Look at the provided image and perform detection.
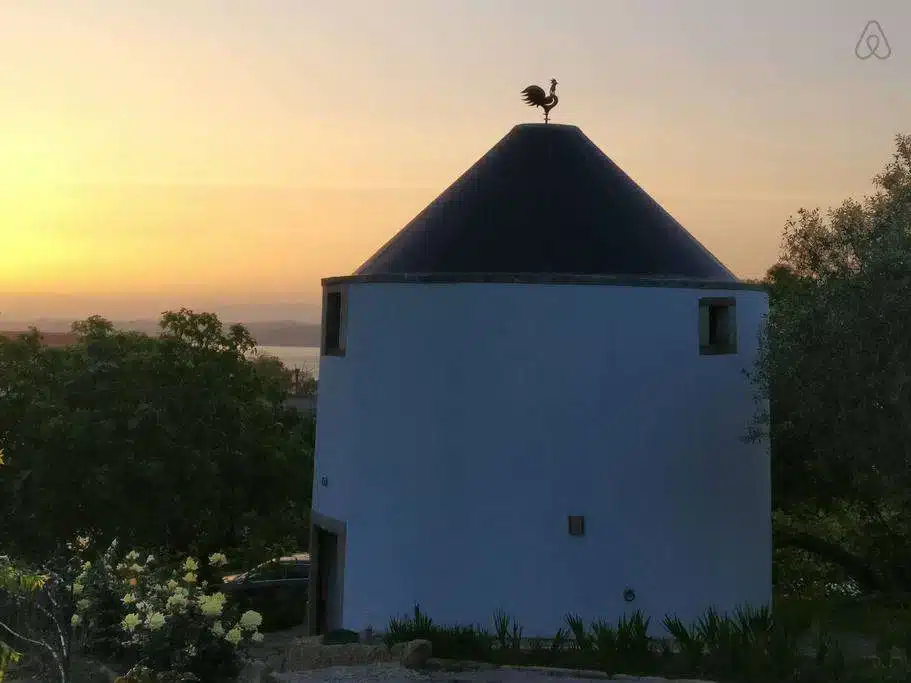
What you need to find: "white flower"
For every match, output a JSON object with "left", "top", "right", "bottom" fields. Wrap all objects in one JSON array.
[
  {"left": 166, "top": 593, "right": 188, "bottom": 613},
  {"left": 145, "top": 554, "right": 155, "bottom": 564},
  {"left": 211, "top": 620, "right": 225, "bottom": 637},
  {"left": 122, "top": 593, "right": 136, "bottom": 605},
  {"left": 72, "top": 582, "right": 84, "bottom": 596},
  {"left": 182, "top": 572, "right": 197, "bottom": 584},
  {"left": 239, "top": 610, "right": 263, "bottom": 631},
  {"left": 145, "top": 612, "right": 166, "bottom": 631},
  {"left": 224, "top": 627, "right": 242, "bottom": 645},
  {"left": 208, "top": 552, "right": 228, "bottom": 567},
  {"left": 121, "top": 613, "right": 141, "bottom": 632},
  {"left": 81, "top": 561, "right": 92, "bottom": 572},
  {"left": 129, "top": 563, "right": 143, "bottom": 573},
  {"left": 183, "top": 557, "right": 198, "bottom": 572},
  {"left": 251, "top": 631, "right": 264, "bottom": 643},
  {"left": 125, "top": 550, "right": 139, "bottom": 562},
  {"left": 76, "top": 599, "right": 91, "bottom": 612},
  {"left": 71, "top": 614, "right": 81, "bottom": 627},
  {"left": 197, "top": 592, "right": 226, "bottom": 617},
  {"left": 186, "top": 644, "right": 197, "bottom": 657},
  {"left": 135, "top": 600, "right": 148, "bottom": 612},
  {"left": 166, "top": 579, "right": 179, "bottom": 591}
]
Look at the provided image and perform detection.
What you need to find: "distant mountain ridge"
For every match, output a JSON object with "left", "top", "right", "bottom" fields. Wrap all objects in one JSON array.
[{"left": 0, "top": 319, "right": 321, "bottom": 348}]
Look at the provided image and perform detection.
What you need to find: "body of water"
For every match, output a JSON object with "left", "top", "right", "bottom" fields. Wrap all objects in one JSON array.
[{"left": 257, "top": 345, "right": 321, "bottom": 378}]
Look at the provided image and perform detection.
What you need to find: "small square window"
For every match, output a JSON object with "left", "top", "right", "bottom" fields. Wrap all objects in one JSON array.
[
  {"left": 568, "top": 516, "right": 585, "bottom": 536},
  {"left": 699, "top": 297, "right": 737, "bottom": 355},
  {"left": 321, "top": 287, "right": 347, "bottom": 357}
]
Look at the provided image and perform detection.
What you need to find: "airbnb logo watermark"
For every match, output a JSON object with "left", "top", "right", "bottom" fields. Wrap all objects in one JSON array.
[{"left": 855, "top": 20, "right": 892, "bottom": 60}]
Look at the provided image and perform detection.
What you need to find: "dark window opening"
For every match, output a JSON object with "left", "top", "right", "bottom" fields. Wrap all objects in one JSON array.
[
  {"left": 708, "top": 305, "right": 729, "bottom": 346},
  {"left": 699, "top": 297, "right": 737, "bottom": 355},
  {"left": 321, "top": 288, "right": 347, "bottom": 357}
]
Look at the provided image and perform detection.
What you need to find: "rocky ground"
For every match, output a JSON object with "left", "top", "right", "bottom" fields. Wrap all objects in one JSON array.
[
  {"left": 274, "top": 665, "right": 717, "bottom": 682},
  {"left": 243, "top": 627, "right": 882, "bottom": 683},
  {"left": 7, "top": 625, "right": 878, "bottom": 682},
  {"left": 239, "top": 631, "right": 719, "bottom": 683}
]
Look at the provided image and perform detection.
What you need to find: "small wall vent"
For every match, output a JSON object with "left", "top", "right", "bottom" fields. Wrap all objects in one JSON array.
[{"left": 568, "top": 515, "right": 585, "bottom": 536}]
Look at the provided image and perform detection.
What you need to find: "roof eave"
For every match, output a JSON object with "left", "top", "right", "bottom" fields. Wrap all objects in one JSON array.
[{"left": 321, "top": 273, "right": 763, "bottom": 291}]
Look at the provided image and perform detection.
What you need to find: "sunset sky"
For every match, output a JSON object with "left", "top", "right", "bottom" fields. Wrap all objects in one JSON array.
[{"left": 1, "top": 0, "right": 909, "bottom": 321}]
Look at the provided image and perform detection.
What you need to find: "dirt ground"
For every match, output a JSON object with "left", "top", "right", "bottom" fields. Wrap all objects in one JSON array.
[{"left": 272, "top": 663, "right": 718, "bottom": 682}]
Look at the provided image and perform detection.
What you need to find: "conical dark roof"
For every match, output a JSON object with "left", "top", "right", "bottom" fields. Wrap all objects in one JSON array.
[{"left": 355, "top": 124, "right": 735, "bottom": 281}]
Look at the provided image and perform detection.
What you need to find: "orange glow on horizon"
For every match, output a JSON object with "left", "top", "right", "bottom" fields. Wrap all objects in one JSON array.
[{"left": 2, "top": 0, "right": 909, "bottom": 317}]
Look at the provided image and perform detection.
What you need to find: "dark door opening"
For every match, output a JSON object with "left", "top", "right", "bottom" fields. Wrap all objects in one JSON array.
[
  {"left": 314, "top": 526, "right": 339, "bottom": 635},
  {"left": 306, "top": 515, "right": 347, "bottom": 636}
]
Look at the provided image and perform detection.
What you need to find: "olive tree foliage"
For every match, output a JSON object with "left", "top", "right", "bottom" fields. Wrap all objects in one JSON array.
[
  {"left": 750, "top": 134, "right": 911, "bottom": 593},
  {"left": 0, "top": 309, "right": 315, "bottom": 567},
  {"left": 251, "top": 354, "right": 317, "bottom": 398},
  {"left": 0, "top": 551, "right": 79, "bottom": 683},
  {"left": 0, "top": 561, "right": 46, "bottom": 682}
]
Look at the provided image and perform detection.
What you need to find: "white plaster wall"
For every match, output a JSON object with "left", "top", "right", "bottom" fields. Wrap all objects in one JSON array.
[{"left": 312, "top": 282, "right": 770, "bottom": 636}]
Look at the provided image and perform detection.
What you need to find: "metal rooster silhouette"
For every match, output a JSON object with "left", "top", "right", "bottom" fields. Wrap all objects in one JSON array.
[{"left": 520, "top": 78, "right": 559, "bottom": 123}]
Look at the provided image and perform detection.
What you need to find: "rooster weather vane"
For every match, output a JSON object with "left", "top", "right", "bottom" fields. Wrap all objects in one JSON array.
[{"left": 521, "top": 78, "right": 559, "bottom": 123}]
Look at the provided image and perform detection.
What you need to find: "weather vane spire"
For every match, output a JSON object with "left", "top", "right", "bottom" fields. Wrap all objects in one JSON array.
[{"left": 520, "top": 78, "right": 559, "bottom": 123}]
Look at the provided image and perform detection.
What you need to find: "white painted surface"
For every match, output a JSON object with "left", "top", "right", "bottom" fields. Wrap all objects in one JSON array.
[{"left": 312, "top": 282, "right": 770, "bottom": 636}]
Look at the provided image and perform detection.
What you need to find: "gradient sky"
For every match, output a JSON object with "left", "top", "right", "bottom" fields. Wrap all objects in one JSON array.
[{"left": 1, "top": 0, "right": 909, "bottom": 320}]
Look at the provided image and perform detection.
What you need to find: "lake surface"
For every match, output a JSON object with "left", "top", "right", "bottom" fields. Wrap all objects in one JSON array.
[{"left": 256, "top": 345, "right": 321, "bottom": 378}]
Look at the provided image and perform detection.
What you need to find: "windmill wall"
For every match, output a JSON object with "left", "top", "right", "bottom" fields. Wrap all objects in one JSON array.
[{"left": 311, "top": 279, "right": 771, "bottom": 636}]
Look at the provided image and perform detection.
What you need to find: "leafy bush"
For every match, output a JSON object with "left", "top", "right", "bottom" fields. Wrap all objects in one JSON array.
[
  {"left": 72, "top": 540, "right": 135, "bottom": 660},
  {"left": 71, "top": 541, "right": 263, "bottom": 682},
  {"left": 383, "top": 602, "right": 911, "bottom": 682},
  {"left": 661, "top": 605, "right": 818, "bottom": 681},
  {"left": 564, "top": 611, "right": 651, "bottom": 676},
  {"left": 492, "top": 608, "right": 523, "bottom": 650},
  {"left": 385, "top": 604, "right": 494, "bottom": 661},
  {"left": 0, "top": 311, "right": 314, "bottom": 566}
]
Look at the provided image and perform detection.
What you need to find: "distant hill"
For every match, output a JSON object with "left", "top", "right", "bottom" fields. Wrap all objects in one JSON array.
[{"left": 0, "top": 320, "right": 321, "bottom": 348}]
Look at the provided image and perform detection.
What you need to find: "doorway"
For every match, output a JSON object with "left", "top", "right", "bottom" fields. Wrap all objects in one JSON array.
[{"left": 307, "top": 514, "right": 347, "bottom": 635}]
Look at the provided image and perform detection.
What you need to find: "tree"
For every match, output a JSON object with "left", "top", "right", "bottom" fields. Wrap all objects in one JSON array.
[
  {"left": 250, "top": 354, "right": 317, "bottom": 398},
  {"left": 251, "top": 353, "right": 294, "bottom": 394},
  {"left": 750, "top": 134, "right": 911, "bottom": 593},
  {"left": 0, "top": 309, "right": 315, "bottom": 567},
  {"left": 0, "top": 543, "right": 77, "bottom": 683}
]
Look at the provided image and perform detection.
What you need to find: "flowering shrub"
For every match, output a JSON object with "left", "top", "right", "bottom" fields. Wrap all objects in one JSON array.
[
  {"left": 72, "top": 543, "right": 263, "bottom": 682},
  {"left": 70, "top": 539, "right": 134, "bottom": 659}
]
